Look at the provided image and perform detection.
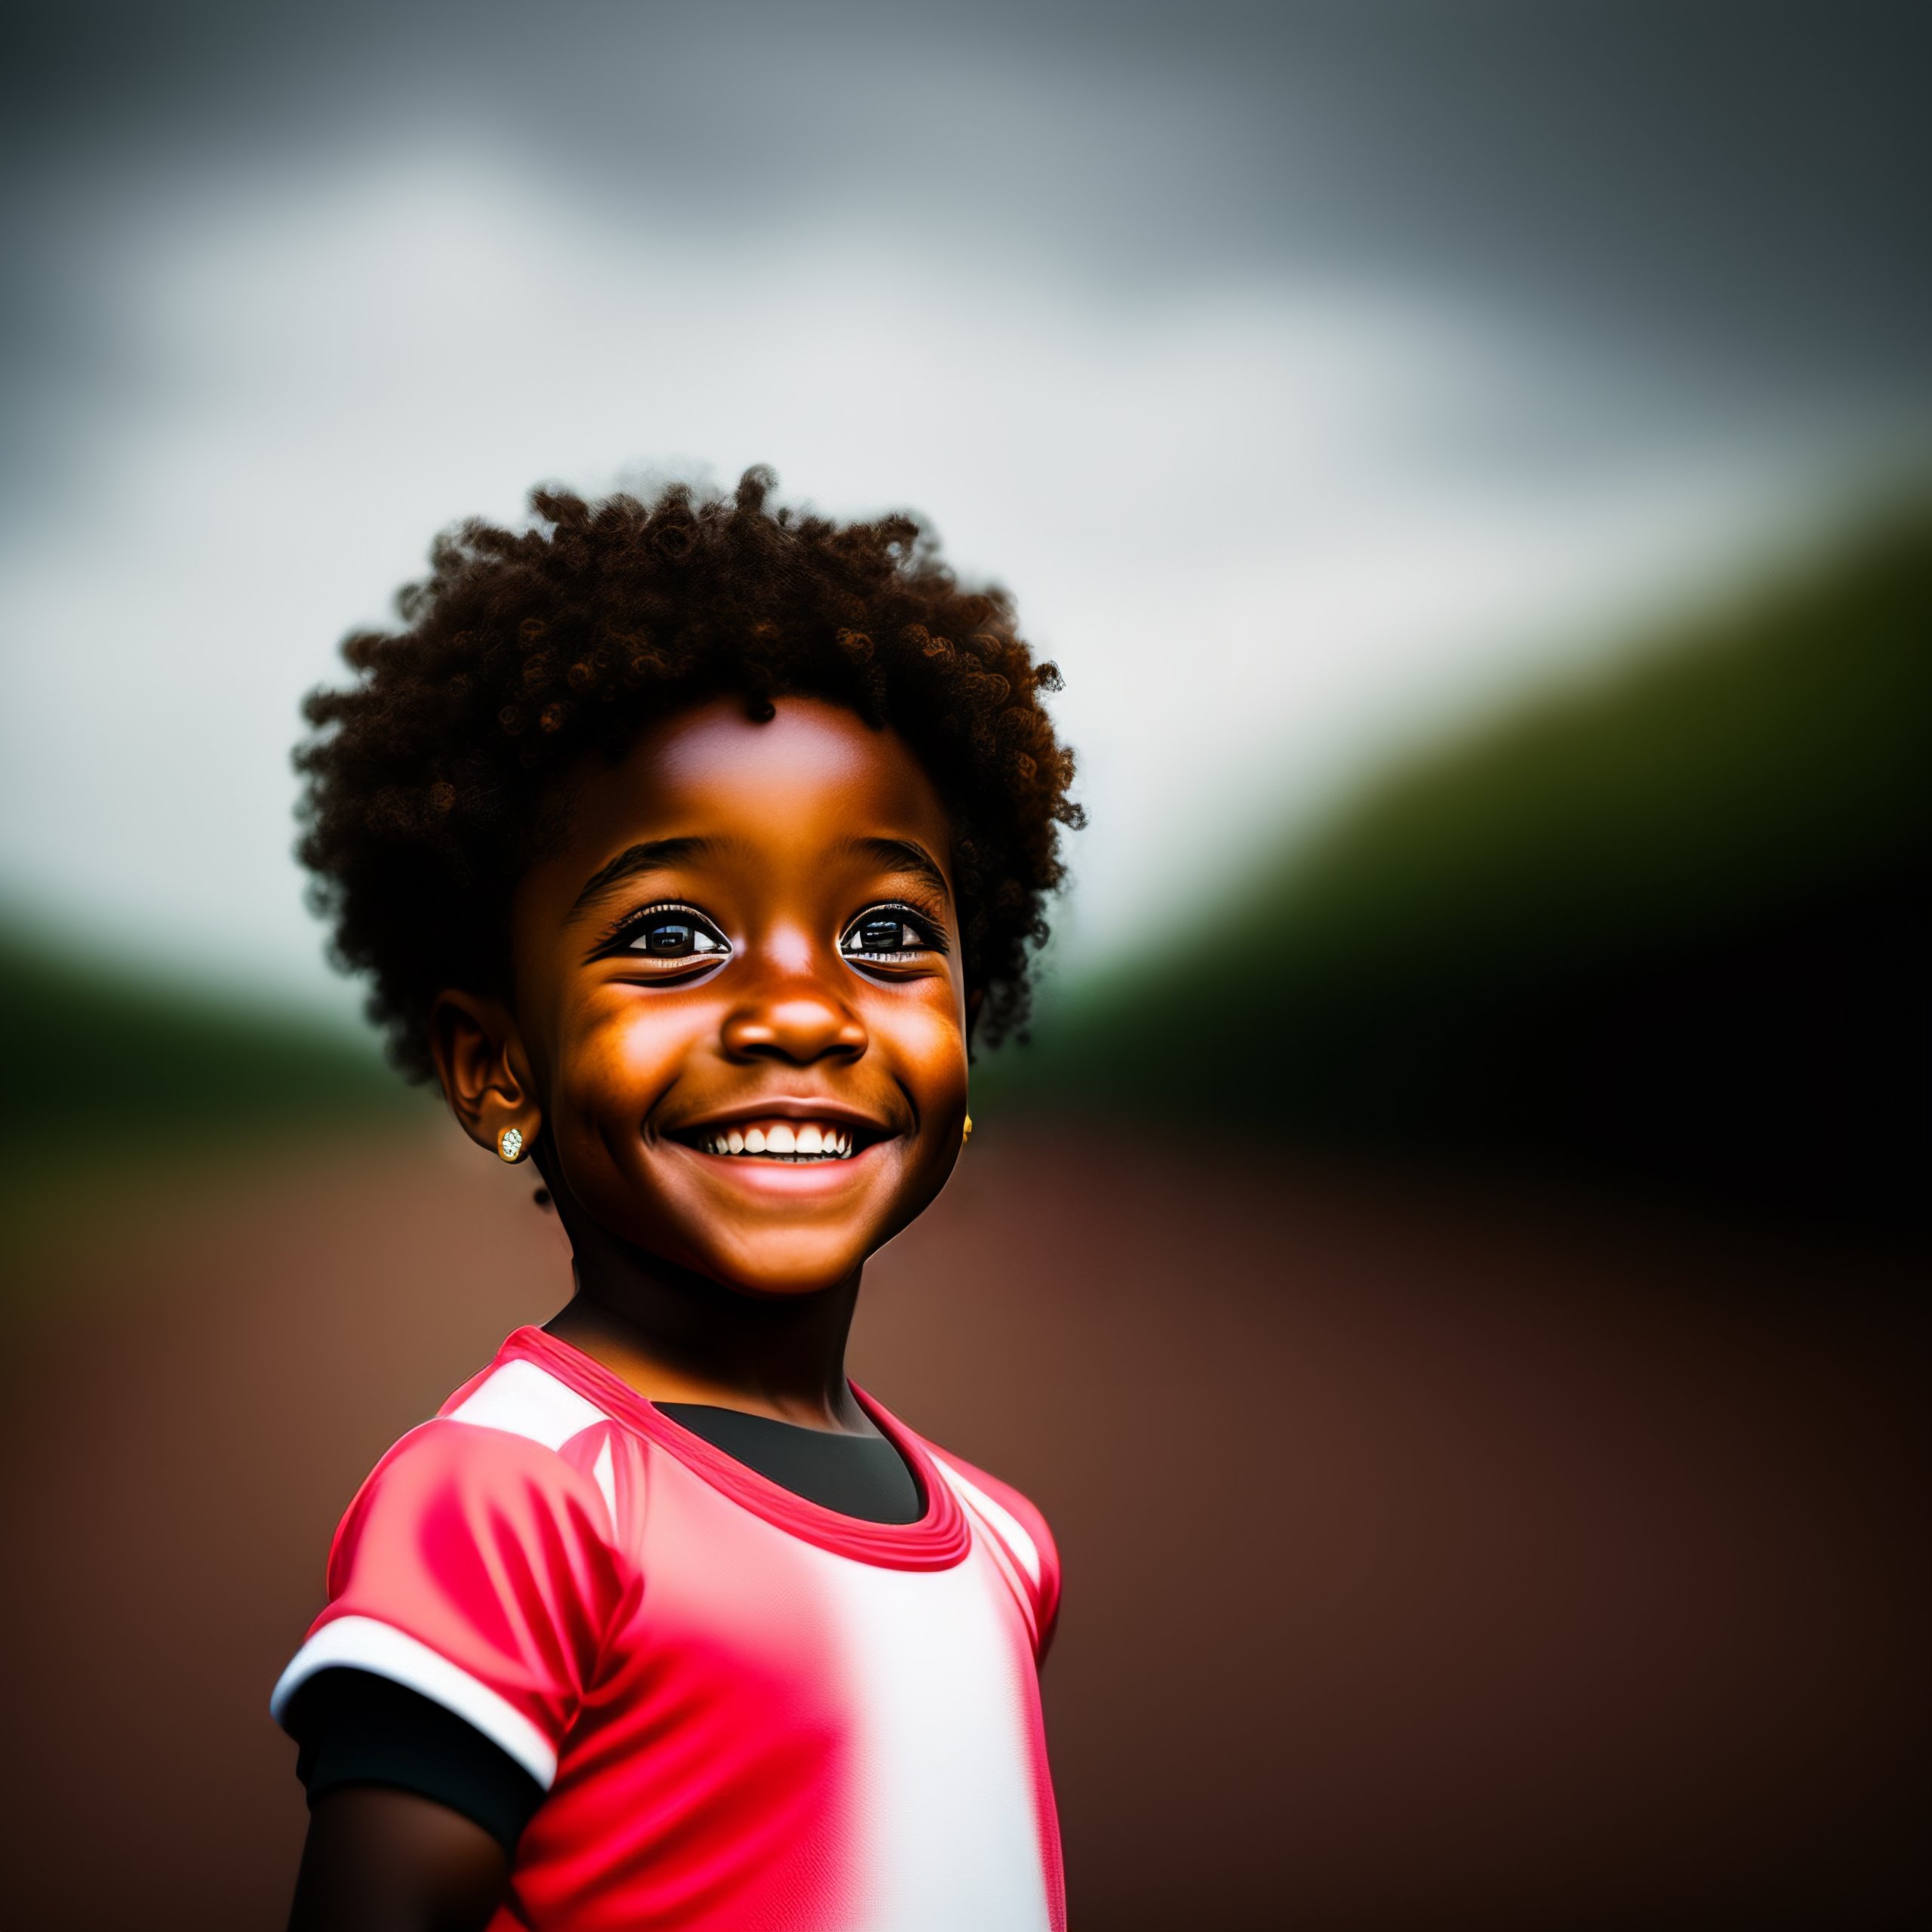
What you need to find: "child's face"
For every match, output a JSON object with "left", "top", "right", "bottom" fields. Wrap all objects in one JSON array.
[{"left": 503, "top": 697, "right": 971, "bottom": 1296}]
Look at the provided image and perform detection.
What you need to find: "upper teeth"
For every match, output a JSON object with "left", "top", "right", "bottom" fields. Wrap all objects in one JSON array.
[{"left": 696, "top": 1121, "right": 857, "bottom": 1159}]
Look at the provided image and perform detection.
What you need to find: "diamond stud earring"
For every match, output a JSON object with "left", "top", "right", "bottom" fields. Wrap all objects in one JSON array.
[{"left": 497, "top": 1127, "right": 526, "bottom": 1163}]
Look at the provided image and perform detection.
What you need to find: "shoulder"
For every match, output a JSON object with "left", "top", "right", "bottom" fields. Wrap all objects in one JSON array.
[
  {"left": 273, "top": 1348, "right": 640, "bottom": 1787},
  {"left": 331, "top": 1350, "right": 632, "bottom": 1579},
  {"left": 921, "top": 1441, "right": 1064, "bottom": 1657}
]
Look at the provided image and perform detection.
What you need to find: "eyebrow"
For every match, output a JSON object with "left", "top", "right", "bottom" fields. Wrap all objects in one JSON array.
[
  {"left": 569, "top": 837, "right": 715, "bottom": 918},
  {"left": 850, "top": 837, "right": 951, "bottom": 900}
]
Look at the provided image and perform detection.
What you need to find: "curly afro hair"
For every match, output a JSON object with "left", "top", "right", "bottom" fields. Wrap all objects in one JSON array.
[{"left": 296, "top": 468, "right": 1082, "bottom": 1081}]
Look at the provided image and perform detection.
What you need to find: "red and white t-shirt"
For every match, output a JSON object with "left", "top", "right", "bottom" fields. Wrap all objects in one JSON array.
[{"left": 272, "top": 1326, "right": 1063, "bottom": 1931}]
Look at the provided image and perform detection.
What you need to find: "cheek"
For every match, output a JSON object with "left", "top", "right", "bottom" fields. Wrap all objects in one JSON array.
[
  {"left": 875, "top": 991, "right": 971, "bottom": 1100},
  {"left": 550, "top": 995, "right": 707, "bottom": 1122}
]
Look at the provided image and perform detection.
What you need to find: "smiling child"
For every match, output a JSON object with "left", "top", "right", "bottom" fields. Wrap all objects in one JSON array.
[{"left": 273, "top": 472, "right": 1081, "bottom": 1932}]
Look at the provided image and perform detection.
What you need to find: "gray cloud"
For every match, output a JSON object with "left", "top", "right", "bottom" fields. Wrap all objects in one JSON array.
[
  {"left": 3, "top": 1, "right": 1916, "bottom": 1002},
  {"left": 4, "top": 1, "right": 1926, "bottom": 412}
]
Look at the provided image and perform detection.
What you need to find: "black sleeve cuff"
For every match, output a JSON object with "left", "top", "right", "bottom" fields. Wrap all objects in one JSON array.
[{"left": 287, "top": 1667, "right": 545, "bottom": 1854}]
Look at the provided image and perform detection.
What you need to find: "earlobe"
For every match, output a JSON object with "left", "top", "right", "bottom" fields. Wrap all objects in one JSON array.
[{"left": 427, "top": 990, "right": 542, "bottom": 1161}]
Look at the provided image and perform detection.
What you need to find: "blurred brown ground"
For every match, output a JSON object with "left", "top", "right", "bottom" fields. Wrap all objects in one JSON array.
[{"left": 1, "top": 1122, "right": 1924, "bottom": 1930}]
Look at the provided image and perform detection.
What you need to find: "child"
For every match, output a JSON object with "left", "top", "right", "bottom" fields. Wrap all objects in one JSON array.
[{"left": 273, "top": 471, "right": 1082, "bottom": 1932}]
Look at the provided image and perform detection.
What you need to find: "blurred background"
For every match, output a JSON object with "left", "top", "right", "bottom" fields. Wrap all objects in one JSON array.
[{"left": 2, "top": 3, "right": 1926, "bottom": 1927}]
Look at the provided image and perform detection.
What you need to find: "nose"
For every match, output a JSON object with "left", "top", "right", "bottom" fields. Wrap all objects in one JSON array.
[{"left": 720, "top": 979, "right": 869, "bottom": 1066}]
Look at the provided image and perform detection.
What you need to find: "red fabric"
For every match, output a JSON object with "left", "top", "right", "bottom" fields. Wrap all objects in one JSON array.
[{"left": 278, "top": 1329, "right": 1063, "bottom": 1932}]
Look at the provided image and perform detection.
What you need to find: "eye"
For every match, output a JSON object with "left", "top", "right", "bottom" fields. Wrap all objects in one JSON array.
[
  {"left": 597, "top": 903, "right": 731, "bottom": 971},
  {"left": 841, "top": 904, "right": 944, "bottom": 964},
  {"left": 632, "top": 916, "right": 726, "bottom": 958}
]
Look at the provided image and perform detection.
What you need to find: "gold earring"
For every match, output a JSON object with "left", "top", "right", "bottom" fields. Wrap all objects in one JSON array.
[
  {"left": 961, "top": 1115, "right": 973, "bottom": 1147},
  {"left": 498, "top": 1126, "right": 527, "bottom": 1163}
]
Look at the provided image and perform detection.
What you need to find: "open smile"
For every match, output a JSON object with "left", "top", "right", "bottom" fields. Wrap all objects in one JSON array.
[
  {"left": 686, "top": 1119, "right": 862, "bottom": 1162},
  {"left": 664, "top": 1102, "right": 896, "bottom": 1167}
]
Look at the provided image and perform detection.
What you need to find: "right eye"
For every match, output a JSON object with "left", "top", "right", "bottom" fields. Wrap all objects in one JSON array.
[
  {"left": 629, "top": 915, "right": 727, "bottom": 958},
  {"left": 596, "top": 903, "right": 732, "bottom": 972}
]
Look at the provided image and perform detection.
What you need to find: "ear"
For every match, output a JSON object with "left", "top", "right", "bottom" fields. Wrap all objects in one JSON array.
[{"left": 427, "top": 989, "right": 542, "bottom": 1162}]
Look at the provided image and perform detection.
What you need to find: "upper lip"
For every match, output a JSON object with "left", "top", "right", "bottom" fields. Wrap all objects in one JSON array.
[{"left": 660, "top": 1096, "right": 900, "bottom": 1141}]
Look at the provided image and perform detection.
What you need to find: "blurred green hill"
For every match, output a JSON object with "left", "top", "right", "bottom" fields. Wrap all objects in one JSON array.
[
  {"left": 4, "top": 921, "right": 411, "bottom": 1217},
  {"left": 5, "top": 502, "right": 1925, "bottom": 1237},
  {"left": 995, "top": 501, "right": 1932, "bottom": 1232}
]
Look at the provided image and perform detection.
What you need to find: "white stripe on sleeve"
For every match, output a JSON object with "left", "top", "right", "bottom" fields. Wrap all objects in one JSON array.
[
  {"left": 448, "top": 1358, "right": 607, "bottom": 1451},
  {"left": 268, "top": 1614, "right": 559, "bottom": 1788}
]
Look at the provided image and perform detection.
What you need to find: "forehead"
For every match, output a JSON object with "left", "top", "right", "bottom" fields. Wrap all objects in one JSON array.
[{"left": 551, "top": 697, "right": 952, "bottom": 880}]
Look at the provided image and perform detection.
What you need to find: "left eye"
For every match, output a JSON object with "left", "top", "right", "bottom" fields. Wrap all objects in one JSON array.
[{"left": 841, "top": 911, "right": 934, "bottom": 958}]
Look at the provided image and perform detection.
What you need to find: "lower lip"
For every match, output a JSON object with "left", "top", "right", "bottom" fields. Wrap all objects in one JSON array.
[{"left": 666, "top": 1137, "right": 890, "bottom": 1193}]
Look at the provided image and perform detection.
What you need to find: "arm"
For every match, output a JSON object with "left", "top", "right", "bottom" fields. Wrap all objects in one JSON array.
[
  {"left": 271, "top": 1420, "right": 626, "bottom": 1932},
  {"left": 281, "top": 1668, "right": 540, "bottom": 1931},
  {"left": 288, "top": 1786, "right": 508, "bottom": 1932}
]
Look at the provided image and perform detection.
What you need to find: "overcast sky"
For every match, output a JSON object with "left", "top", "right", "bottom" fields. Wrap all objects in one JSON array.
[{"left": 1, "top": 2, "right": 1924, "bottom": 1013}]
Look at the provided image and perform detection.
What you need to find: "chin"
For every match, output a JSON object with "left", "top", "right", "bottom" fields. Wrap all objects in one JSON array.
[
  {"left": 698, "top": 1238, "right": 872, "bottom": 1300},
  {"left": 715, "top": 1251, "right": 865, "bottom": 1298}
]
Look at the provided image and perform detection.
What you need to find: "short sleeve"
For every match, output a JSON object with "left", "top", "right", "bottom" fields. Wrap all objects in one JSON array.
[{"left": 270, "top": 1417, "right": 631, "bottom": 1792}]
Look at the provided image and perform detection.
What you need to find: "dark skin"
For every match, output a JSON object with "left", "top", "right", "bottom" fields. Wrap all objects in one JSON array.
[{"left": 288, "top": 698, "right": 975, "bottom": 1930}]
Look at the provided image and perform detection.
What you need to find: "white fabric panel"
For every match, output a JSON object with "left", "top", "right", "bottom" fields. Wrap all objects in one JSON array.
[
  {"left": 815, "top": 1548, "right": 1052, "bottom": 1932},
  {"left": 449, "top": 1358, "right": 606, "bottom": 1451},
  {"left": 931, "top": 1456, "right": 1042, "bottom": 1588},
  {"left": 269, "top": 1613, "right": 560, "bottom": 1787}
]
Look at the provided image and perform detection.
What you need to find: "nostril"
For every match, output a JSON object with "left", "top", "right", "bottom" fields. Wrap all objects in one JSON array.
[{"left": 721, "top": 994, "right": 868, "bottom": 1063}]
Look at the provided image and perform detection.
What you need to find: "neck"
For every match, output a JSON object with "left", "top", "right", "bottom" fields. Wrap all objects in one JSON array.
[{"left": 540, "top": 1173, "right": 869, "bottom": 1434}]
